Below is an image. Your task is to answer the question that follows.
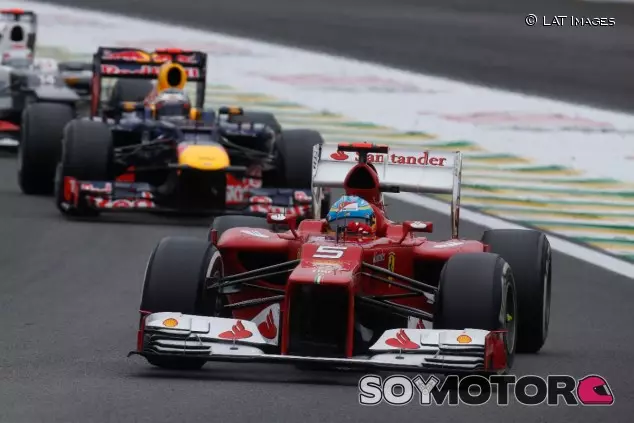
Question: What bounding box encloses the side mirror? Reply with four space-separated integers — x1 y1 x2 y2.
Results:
267 212 298 238
400 220 433 243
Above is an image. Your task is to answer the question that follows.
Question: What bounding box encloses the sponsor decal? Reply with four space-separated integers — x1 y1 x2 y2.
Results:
456 334 472 344
251 304 280 344
269 213 286 222
293 190 312 204
385 329 419 350
80 182 112 194
249 195 273 205
248 204 310 216
330 151 349 161
100 64 200 78
312 263 342 284
88 197 154 209
101 49 200 64
409 221 428 230
218 320 253 340
226 175 262 204
373 251 386 264
359 373 614 406
162 318 178 328
387 252 396 272
252 73 431 93
337 201 359 212
329 150 447 167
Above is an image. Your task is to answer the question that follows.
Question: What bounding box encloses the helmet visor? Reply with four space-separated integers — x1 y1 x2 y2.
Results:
328 216 371 232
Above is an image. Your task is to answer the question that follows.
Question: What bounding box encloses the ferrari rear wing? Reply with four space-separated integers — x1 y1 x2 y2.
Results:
311 143 463 238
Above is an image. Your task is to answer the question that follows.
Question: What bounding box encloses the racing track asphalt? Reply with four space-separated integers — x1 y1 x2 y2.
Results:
1 0 634 422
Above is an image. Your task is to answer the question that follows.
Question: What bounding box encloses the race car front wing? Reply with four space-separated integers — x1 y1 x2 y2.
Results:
60 177 314 217
130 312 508 374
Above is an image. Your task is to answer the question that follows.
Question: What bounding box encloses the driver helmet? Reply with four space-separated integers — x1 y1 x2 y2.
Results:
154 88 191 121
326 195 376 236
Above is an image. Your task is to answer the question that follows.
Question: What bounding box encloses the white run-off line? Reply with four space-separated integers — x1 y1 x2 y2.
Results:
5 0 634 278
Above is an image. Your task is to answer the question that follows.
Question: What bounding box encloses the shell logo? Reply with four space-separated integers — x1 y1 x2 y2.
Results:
457 334 472 344
162 318 179 328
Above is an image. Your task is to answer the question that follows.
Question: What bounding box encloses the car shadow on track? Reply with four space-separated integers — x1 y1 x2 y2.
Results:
130 365 365 387
129 363 502 394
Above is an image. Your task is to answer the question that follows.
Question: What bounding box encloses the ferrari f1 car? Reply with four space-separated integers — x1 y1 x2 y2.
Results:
18 46 326 218
131 142 552 374
0 8 84 148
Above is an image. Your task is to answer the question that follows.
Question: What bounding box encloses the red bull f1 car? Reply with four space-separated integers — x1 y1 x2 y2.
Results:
131 142 552 373
17 46 326 218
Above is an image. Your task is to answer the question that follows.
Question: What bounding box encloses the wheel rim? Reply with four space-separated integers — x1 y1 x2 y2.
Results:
505 282 517 355
542 249 552 338
203 250 224 316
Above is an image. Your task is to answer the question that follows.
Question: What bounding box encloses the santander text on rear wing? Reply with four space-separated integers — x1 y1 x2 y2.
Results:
311 143 463 238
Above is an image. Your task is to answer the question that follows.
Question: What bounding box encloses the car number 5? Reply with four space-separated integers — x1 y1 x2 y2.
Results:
313 245 347 259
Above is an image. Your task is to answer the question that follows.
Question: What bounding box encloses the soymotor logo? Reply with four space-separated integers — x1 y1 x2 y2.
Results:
359 374 614 406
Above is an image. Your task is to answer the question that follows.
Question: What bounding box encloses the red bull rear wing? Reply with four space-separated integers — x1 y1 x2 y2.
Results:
91 46 208 116
95 47 206 80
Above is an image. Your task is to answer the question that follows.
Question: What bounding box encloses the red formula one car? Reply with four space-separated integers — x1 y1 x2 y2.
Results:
131 143 552 373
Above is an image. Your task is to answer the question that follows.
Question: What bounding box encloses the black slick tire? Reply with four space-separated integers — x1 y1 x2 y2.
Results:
18 103 74 195
481 229 552 353
55 120 114 217
435 252 518 370
140 236 221 370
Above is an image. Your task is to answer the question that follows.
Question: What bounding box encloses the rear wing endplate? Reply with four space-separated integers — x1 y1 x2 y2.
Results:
311 143 463 238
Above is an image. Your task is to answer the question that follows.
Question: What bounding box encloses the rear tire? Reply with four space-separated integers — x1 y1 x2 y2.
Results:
275 129 324 189
141 236 221 370
481 229 552 353
55 120 114 217
18 103 74 195
435 252 517 370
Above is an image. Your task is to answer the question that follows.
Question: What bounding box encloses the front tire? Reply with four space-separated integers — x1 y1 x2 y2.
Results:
435 252 517 370
140 236 221 370
481 229 552 353
55 120 114 217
